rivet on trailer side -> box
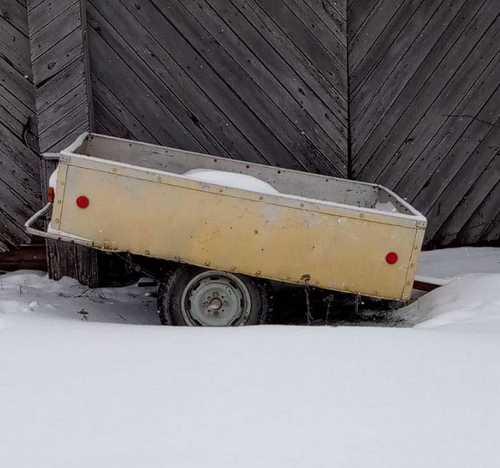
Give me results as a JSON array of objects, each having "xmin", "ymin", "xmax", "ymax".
[{"xmin": 26, "ymin": 133, "xmax": 427, "ymax": 326}]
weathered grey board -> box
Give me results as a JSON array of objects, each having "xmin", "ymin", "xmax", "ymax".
[
  {"xmin": 348, "ymin": 0, "xmax": 500, "ymax": 246},
  {"xmin": 458, "ymin": 180, "xmax": 500, "ymax": 245},
  {"xmin": 92, "ymin": 75, "xmax": 158, "ymax": 144},
  {"xmin": 179, "ymin": 0, "xmax": 345, "ymax": 172},
  {"xmin": 0, "ymin": 9, "xmax": 32, "ymax": 76},
  {"xmin": 352, "ymin": 0, "xmax": 494, "ymax": 174},
  {"xmin": 30, "ymin": 1, "xmax": 81, "ymax": 60},
  {"xmin": 0, "ymin": 0, "xmax": 29, "ymax": 35},
  {"xmin": 0, "ymin": 0, "xmax": 41, "ymax": 252},
  {"xmin": 87, "ymin": 0, "xmax": 348, "ymax": 176},
  {"xmin": 28, "ymin": 0, "xmax": 79, "ymax": 35},
  {"xmin": 433, "ymin": 125, "xmax": 500, "ymax": 245},
  {"xmin": 27, "ymin": 0, "xmax": 99, "ymax": 285}
]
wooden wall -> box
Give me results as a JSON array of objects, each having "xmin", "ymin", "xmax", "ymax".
[
  {"xmin": 1, "ymin": 0, "xmax": 499, "ymax": 276},
  {"xmin": 27, "ymin": 0, "xmax": 93, "ymax": 152},
  {"xmin": 26, "ymin": 0, "xmax": 99, "ymax": 285},
  {"xmin": 0, "ymin": 0, "xmax": 40, "ymax": 251},
  {"xmin": 348, "ymin": 0, "xmax": 500, "ymax": 247},
  {"xmin": 87, "ymin": 0, "xmax": 348, "ymax": 177}
]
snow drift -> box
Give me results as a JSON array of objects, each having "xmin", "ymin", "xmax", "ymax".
[{"xmin": 1, "ymin": 248, "xmax": 500, "ymax": 467}]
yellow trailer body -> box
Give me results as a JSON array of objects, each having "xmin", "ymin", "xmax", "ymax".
[{"xmin": 28, "ymin": 133, "xmax": 427, "ymax": 301}]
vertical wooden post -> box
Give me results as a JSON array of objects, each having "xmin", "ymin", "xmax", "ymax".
[{"xmin": 27, "ymin": 0, "xmax": 99, "ymax": 286}]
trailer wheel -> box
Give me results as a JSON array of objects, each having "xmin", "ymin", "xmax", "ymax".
[{"xmin": 158, "ymin": 266, "xmax": 271, "ymax": 326}]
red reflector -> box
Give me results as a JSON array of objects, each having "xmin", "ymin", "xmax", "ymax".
[
  {"xmin": 47, "ymin": 187, "xmax": 55, "ymax": 203},
  {"xmin": 76, "ymin": 195, "xmax": 90, "ymax": 209},
  {"xmin": 385, "ymin": 252, "xmax": 398, "ymax": 265}
]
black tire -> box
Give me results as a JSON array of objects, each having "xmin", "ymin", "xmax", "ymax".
[{"xmin": 158, "ymin": 265, "xmax": 272, "ymax": 326}]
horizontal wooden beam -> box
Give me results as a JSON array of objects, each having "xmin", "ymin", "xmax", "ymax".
[{"xmin": 0, "ymin": 245, "xmax": 47, "ymax": 272}]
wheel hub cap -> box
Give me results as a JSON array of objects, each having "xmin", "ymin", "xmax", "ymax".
[{"xmin": 181, "ymin": 272, "xmax": 251, "ymax": 326}]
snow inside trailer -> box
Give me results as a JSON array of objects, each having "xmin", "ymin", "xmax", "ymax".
[{"xmin": 70, "ymin": 133, "xmax": 420, "ymax": 216}]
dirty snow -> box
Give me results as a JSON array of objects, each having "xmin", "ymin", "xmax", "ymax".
[{"xmin": 1, "ymin": 248, "xmax": 500, "ymax": 467}]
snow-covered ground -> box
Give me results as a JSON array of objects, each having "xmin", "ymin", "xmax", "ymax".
[
  {"xmin": 1, "ymin": 248, "xmax": 499, "ymax": 467},
  {"xmin": 416, "ymin": 246, "xmax": 500, "ymax": 285}
]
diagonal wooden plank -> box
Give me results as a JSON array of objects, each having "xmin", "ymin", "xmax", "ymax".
[
  {"xmin": 184, "ymin": 0, "xmax": 345, "ymax": 173},
  {"xmin": 46, "ymin": 121, "xmax": 87, "ymax": 152},
  {"xmin": 401, "ymin": 67, "xmax": 500, "ymax": 206},
  {"xmin": 349, "ymin": 0, "xmax": 408, "ymax": 77},
  {"xmin": 231, "ymin": 0, "xmax": 347, "ymax": 118},
  {"xmin": 0, "ymin": 120, "xmax": 40, "ymax": 179},
  {"xmin": 254, "ymin": 0, "xmax": 347, "ymax": 96},
  {"xmin": 0, "ymin": 56, "xmax": 34, "ymax": 110},
  {"xmin": 351, "ymin": 0, "xmax": 467, "ymax": 154},
  {"xmin": 38, "ymin": 100, "xmax": 87, "ymax": 151},
  {"xmin": 28, "ymin": 0, "xmax": 77, "ymax": 35},
  {"xmin": 208, "ymin": 0, "xmax": 347, "ymax": 152},
  {"xmin": 88, "ymin": 27, "xmax": 197, "ymax": 152},
  {"xmin": 428, "ymin": 119, "xmax": 500, "ymax": 244},
  {"xmin": 38, "ymin": 82, "xmax": 86, "ymax": 133},
  {"xmin": 0, "ymin": 239, "xmax": 9, "ymax": 253},
  {"xmin": 351, "ymin": 0, "xmax": 442, "ymax": 119},
  {"xmin": 119, "ymin": 0, "xmax": 299, "ymax": 168},
  {"xmin": 283, "ymin": 0, "xmax": 346, "ymax": 60},
  {"xmin": 0, "ymin": 99, "xmax": 26, "ymax": 136},
  {"xmin": 92, "ymin": 76, "xmax": 158, "ymax": 145},
  {"xmin": 483, "ymin": 209, "xmax": 500, "ymax": 243},
  {"xmin": 0, "ymin": 16, "xmax": 31, "ymax": 76},
  {"xmin": 376, "ymin": 19, "xmax": 500, "ymax": 188},
  {"xmin": 0, "ymin": 175, "xmax": 40, "ymax": 229},
  {"xmin": 162, "ymin": 0, "xmax": 341, "ymax": 174},
  {"xmin": 32, "ymin": 27, "xmax": 82, "ymax": 85},
  {"xmin": 457, "ymin": 178, "xmax": 500, "ymax": 245},
  {"xmin": 353, "ymin": 0, "xmax": 494, "ymax": 175},
  {"xmin": 90, "ymin": 0, "xmax": 234, "ymax": 158},
  {"xmin": 348, "ymin": 0, "xmax": 382, "ymax": 46},
  {"xmin": 352, "ymin": 0, "xmax": 486, "ymax": 160},
  {"xmin": 30, "ymin": 1, "xmax": 80, "ymax": 60},
  {"xmin": 96, "ymin": 0, "xmax": 268, "ymax": 163},
  {"xmin": 88, "ymin": 5, "xmax": 214, "ymax": 155},
  {"xmin": 36, "ymin": 57, "xmax": 84, "ymax": 111},
  {"xmin": 94, "ymin": 118, "xmax": 111, "ymax": 136},
  {"xmin": 356, "ymin": 0, "xmax": 500, "ymax": 181},
  {"xmin": 0, "ymin": 124, "xmax": 41, "ymax": 208},
  {"xmin": 27, "ymin": 0, "xmax": 46, "ymax": 12},
  {"xmin": 0, "ymin": 0, "xmax": 29, "ymax": 35},
  {"xmin": 303, "ymin": 0, "xmax": 346, "ymax": 45},
  {"xmin": 0, "ymin": 82, "xmax": 31, "ymax": 122},
  {"xmin": 0, "ymin": 207, "xmax": 31, "ymax": 249},
  {"xmin": 93, "ymin": 98, "xmax": 136, "ymax": 140}
]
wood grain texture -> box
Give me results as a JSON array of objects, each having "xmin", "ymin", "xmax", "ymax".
[
  {"xmin": 88, "ymin": 0, "xmax": 348, "ymax": 175},
  {"xmin": 29, "ymin": 0, "xmax": 78, "ymax": 35},
  {"xmin": 0, "ymin": 0, "xmax": 41, "ymax": 252},
  {"xmin": 28, "ymin": 0, "xmax": 91, "ymax": 151},
  {"xmin": 0, "ymin": 0, "xmax": 29, "ymax": 35},
  {"xmin": 348, "ymin": 0, "xmax": 500, "ymax": 246},
  {"xmin": 30, "ymin": 1, "xmax": 80, "ymax": 60},
  {"xmin": 27, "ymin": 0, "xmax": 98, "ymax": 285}
]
